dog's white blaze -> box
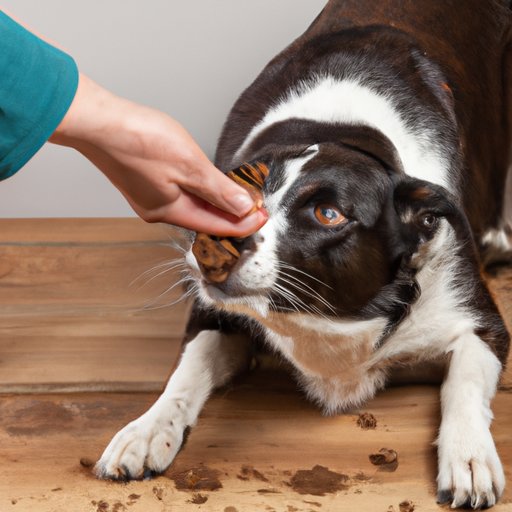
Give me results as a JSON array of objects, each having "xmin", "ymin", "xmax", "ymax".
[
  {"xmin": 189, "ymin": 148, "xmax": 318, "ymax": 318},
  {"xmin": 235, "ymin": 76, "xmax": 451, "ymax": 189},
  {"xmin": 235, "ymin": 153, "xmax": 316, "ymax": 289}
]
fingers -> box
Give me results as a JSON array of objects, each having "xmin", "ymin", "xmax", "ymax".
[
  {"xmin": 169, "ymin": 127, "xmax": 259, "ymax": 218},
  {"xmin": 140, "ymin": 190, "xmax": 268, "ymax": 237},
  {"xmin": 180, "ymin": 160, "xmax": 259, "ymax": 218}
]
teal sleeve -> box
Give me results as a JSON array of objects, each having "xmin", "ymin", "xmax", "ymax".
[{"xmin": 0, "ymin": 11, "xmax": 79, "ymax": 180}]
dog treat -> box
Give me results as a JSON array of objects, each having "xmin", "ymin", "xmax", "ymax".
[
  {"xmin": 369, "ymin": 448, "xmax": 399, "ymax": 471},
  {"xmin": 357, "ymin": 412, "xmax": 377, "ymax": 429},
  {"xmin": 226, "ymin": 162, "xmax": 268, "ymax": 212},
  {"xmin": 192, "ymin": 162, "xmax": 269, "ymax": 283},
  {"xmin": 192, "ymin": 234, "xmax": 240, "ymax": 284}
]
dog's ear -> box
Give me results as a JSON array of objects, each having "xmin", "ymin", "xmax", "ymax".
[
  {"xmin": 389, "ymin": 178, "xmax": 470, "ymax": 264},
  {"xmin": 337, "ymin": 126, "xmax": 405, "ymax": 175}
]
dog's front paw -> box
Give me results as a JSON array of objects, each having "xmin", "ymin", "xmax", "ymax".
[
  {"xmin": 95, "ymin": 403, "xmax": 188, "ymax": 481},
  {"xmin": 436, "ymin": 424, "xmax": 505, "ymax": 509}
]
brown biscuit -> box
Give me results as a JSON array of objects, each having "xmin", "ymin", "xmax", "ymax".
[{"xmin": 192, "ymin": 162, "xmax": 269, "ymax": 283}]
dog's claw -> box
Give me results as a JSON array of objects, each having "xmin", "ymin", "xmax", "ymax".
[
  {"xmin": 437, "ymin": 488, "xmax": 497, "ymax": 510},
  {"xmin": 143, "ymin": 467, "xmax": 158, "ymax": 480},
  {"xmin": 437, "ymin": 489, "xmax": 453, "ymax": 505}
]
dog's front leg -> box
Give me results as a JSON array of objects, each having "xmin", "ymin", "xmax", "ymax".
[
  {"xmin": 436, "ymin": 332, "xmax": 505, "ymax": 509},
  {"xmin": 95, "ymin": 329, "xmax": 250, "ymax": 480}
]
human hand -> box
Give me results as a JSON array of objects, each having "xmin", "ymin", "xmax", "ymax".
[{"xmin": 50, "ymin": 74, "xmax": 268, "ymax": 237}]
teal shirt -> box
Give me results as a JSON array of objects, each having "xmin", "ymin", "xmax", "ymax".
[{"xmin": 0, "ymin": 11, "xmax": 78, "ymax": 180}]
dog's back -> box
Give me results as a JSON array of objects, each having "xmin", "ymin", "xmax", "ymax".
[{"xmin": 216, "ymin": 0, "xmax": 512, "ymax": 242}]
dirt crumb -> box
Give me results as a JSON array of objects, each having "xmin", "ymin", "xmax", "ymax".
[
  {"xmin": 152, "ymin": 487, "xmax": 164, "ymax": 501},
  {"xmin": 352, "ymin": 471, "xmax": 372, "ymax": 482},
  {"xmin": 224, "ymin": 508, "xmax": 238, "ymax": 512},
  {"xmin": 290, "ymin": 465, "xmax": 348, "ymax": 496},
  {"xmin": 357, "ymin": 412, "xmax": 377, "ymax": 429},
  {"xmin": 303, "ymin": 500, "xmax": 322, "ymax": 507},
  {"xmin": 257, "ymin": 488, "xmax": 281, "ymax": 494},
  {"xmin": 369, "ymin": 448, "xmax": 399, "ymax": 471},
  {"xmin": 188, "ymin": 493, "xmax": 208, "ymax": 504},
  {"xmin": 399, "ymin": 500, "xmax": 415, "ymax": 512},
  {"xmin": 80, "ymin": 457, "xmax": 95, "ymax": 468},
  {"xmin": 237, "ymin": 464, "xmax": 269, "ymax": 482},
  {"xmin": 94, "ymin": 501, "xmax": 109, "ymax": 512},
  {"xmin": 127, "ymin": 494, "xmax": 140, "ymax": 501},
  {"xmin": 112, "ymin": 503, "xmax": 127, "ymax": 512},
  {"xmin": 169, "ymin": 466, "xmax": 223, "ymax": 491},
  {"xmin": 11, "ymin": 499, "xmax": 17, "ymax": 505},
  {"xmin": 51, "ymin": 487, "xmax": 62, "ymax": 492}
]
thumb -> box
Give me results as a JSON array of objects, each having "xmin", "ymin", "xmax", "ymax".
[{"xmin": 180, "ymin": 159, "xmax": 259, "ymax": 218}]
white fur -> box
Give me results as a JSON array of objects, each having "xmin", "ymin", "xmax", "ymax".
[
  {"xmin": 369, "ymin": 222, "xmax": 476, "ymax": 364},
  {"xmin": 235, "ymin": 76, "xmax": 452, "ymax": 190},
  {"xmin": 95, "ymin": 330, "xmax": 249, "ymax": 479},
  {"xmin": 480, "ymin": 165, "xmax": 512, "ymax": 260},
  {"xmin": 262, "ymin": 315, "xmax": 388, "ymax": 412},
  {"xmin": 481, "ymin": 228, "xmax": 511, "ymax": 253},
  {"xmin": 437, "ymin": 333, "xmax": 504, "ymax": 508}
]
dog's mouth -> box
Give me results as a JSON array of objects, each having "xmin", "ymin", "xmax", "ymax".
[
  {"xmin": 191, "ymin": 161, "xmax": 269, "ymax": 285},
  {"xmin": 191, "ymin": 234, "xmax": 241, "ymax": 284}
]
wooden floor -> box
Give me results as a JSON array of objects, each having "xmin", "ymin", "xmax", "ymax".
[{"xmin": 0, "ymin": 219, "xmax": 511, "ymax": 512}]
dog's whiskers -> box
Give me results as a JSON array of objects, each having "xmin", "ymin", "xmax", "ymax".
[
  {"xmin": 275, "ymin": 261, "xmax": 337, "ymax": 316},
  {"xmin": 273, "ymin": 281, "xmax": 331, "ymax": 320},
  {"xmin": 142, "ymin": 274, "xmax": 196, "ymax": 311},
  {"xmin": 277, "ymin": 272, "xmax": 337, "ymax": 315},
  {"xmin": 130, "ymin": 258, "xmax": 187, "ymax": 288},
  {"xmin": 278, "ymin": 261, "xmax": 333, "ymax": 290}
]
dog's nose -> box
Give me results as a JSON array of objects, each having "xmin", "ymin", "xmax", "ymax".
[
  {"xmin": 192, "ymin": 234, "xmax": 258, "ymax": 284},
  {"xmin": 229, "ymin": 235, "xmax": 257, "ymax": 254}
]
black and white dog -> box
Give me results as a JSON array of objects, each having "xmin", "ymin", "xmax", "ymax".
[{"xmin": 96, "ymin": 1, "xmax": 511, "ymax": 508}]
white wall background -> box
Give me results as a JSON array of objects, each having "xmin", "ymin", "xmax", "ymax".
[{"xmin": 0, "ymin": 1, "xmax": 327, "ymax": 218}]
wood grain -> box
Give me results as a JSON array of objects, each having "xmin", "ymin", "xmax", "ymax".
[
  {"xmin": 0, "ymin": 219, "xmax": 189, "ymax": 392},
  {"xmin": 0, "ymin": 219, "xmax": 510, "ymax": 511}
]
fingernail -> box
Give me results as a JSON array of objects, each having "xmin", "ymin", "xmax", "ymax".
[
  {"xmin": 246, "ymin": 208, "xmax": 269, "ymax": 227},
  {"xmin": 229, "ymin": 193, "xmax": 255, "ymax": 217}
]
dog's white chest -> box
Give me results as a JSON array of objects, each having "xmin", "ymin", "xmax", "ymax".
[{"xmin": 261, "ymin": 313, "xmax": 389, "ymax": 412}]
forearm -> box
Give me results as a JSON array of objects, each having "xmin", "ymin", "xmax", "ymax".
[{"xmin": 50, "ymin": 73, "xmax": 267, "ymax": 236}]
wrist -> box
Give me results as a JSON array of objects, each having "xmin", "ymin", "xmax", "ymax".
[{"xmin": 49, "ymin": 73, "xmax": 121, "ymax": 149}]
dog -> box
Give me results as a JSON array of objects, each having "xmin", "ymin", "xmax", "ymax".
[{"xmin": 96, "ymin": 1, "xmax": 512, "ymax": 508}]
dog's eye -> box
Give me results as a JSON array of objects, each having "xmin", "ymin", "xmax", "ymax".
[
  {"xmin": 314, "ymin": 204, "xmax": 347, "ymax": 226},
  {"xmin": 421, "ymin": 213, "xmax": 437, "ymax": 229}
]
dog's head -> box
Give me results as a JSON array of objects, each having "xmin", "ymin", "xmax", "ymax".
[{"xmin": 186, "ymin": 132, "xmax": 468, "ymax": 325}]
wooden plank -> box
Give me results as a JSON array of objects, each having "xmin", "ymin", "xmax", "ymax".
[
  {"xmin": 0, "ymin": 335, "xmax": 182, "ymax": 393},
  {"xmin": 0, "ymin": 373, "xmax": 510, "ymax": 511},
  {"xmin": 0, "ymin": 218, "xmax": 179, "ymax": 244},
  {"xmin": 0, "ymin": 244, "xmax": 185, "ymax": 305},
  {"xmin": 0, "ymin": 219, "xmax": 191, "ymax": 392}
]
